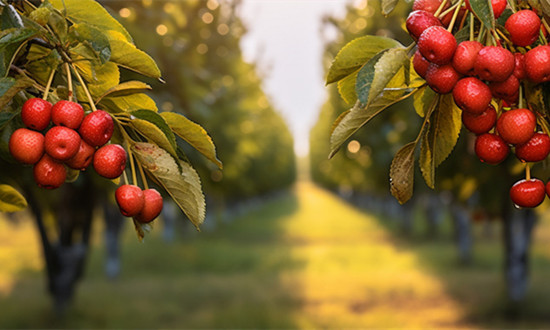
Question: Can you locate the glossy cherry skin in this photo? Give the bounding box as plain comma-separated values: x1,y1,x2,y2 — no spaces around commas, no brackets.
475,133,509,164
452,77,492,115
462,105,497,135
515,133,550,162
21,98,52,131
9,128,45,165
496,109,536,145
510,179,546,208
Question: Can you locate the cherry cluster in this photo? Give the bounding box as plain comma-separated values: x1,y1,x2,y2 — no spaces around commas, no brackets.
406,0,550,208
9,98,162,223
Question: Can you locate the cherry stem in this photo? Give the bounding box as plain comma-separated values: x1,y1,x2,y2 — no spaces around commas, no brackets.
477,25,485,43
458,7,468,30
128,148,138,186
519,84,524,108
138,162,149,190
446,0,463,32
525,163,531,181
70,63,97,111
539,19,549,45
469,13,475,41
434,0,449,17
439,2,459,20
65,62,73,102
122,168,130,186
507,0,516,13
42,68,56,101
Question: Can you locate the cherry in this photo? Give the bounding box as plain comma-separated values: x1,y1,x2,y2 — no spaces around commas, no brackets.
525,45,550,83
51,100,84,129
496,108,536,145
406,10,443,41
452,77,492,114
115,184,145,217
513,53,526,80
452,41,483,75
462,104,497,135
93,144,127,179
134,188,163,223
33,154,66,189
465,0,506,18
515,133,550,162
418,26,457,65
425,63,460,94
21,98,52,131
412,0,452,25
510,179,546,208
79,110,114,147
9,128,45,165
505,10,541,47
413,50,430,78
65,140,95,170
44,126,81,161
489,74,519,101
474,46,515,82
475,133,509,164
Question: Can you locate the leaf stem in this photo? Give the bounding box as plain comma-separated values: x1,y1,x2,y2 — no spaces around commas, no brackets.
42,68,56,101
415,94,440,143
65,62,73,102
69,63,97,111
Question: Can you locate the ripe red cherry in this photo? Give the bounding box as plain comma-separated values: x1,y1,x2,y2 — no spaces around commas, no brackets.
33,154,66,189
9,128,45,165
79,110,114,147
452,77,492,114
474,46,515,82
413,50,430,78
134,188,163,223
515,133,550,162
545,181,550,198
513,53,526,80
462,105,497,135
465,0,506,18
510,179,546,208
44,126,81,161
418,26,457,65
412,0,451,25
21,98,52,131
93,144,127,179
425,63,460,94
505,10,541,47
452,41,483,75
496,108,536,145
525,45,550,83
489,75,519,101
65,140,95,170
51,100,84,129
406,10,443,41
475,133,509,164
115,184,145,217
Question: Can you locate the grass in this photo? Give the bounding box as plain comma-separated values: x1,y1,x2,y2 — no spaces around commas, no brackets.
1,181,550,328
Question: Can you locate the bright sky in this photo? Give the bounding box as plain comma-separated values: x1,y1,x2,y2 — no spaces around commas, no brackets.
239,0,350,157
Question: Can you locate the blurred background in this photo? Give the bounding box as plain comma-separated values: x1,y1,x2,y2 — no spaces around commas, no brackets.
2,0,550,328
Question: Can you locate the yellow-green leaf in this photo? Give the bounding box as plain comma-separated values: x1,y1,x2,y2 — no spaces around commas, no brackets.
72,55,120,100
96,81,152,103
0,184,27,212
382,0,399,16
161,112,222,169
337,71,358,105
413,86,436,117
99,93,158,113
105,30,161,79
0,77,33,110
131,118,177,159
132,142,205,229
390,142,417,204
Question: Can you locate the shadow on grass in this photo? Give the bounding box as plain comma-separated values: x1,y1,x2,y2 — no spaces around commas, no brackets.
0,189,303,329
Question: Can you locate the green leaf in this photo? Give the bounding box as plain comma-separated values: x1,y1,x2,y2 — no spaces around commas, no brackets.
132,142,205,229
0,112,17,130
69,23,111,64
0,28,38,47
29,7,51,26
1,5,24,29
47,7,68,42
337,71,358,105
389,142,417,204
161,112,222,169
413,86,436,117
469,0,495,30
49,0,133,43
99,92,158,113
329,88,414,158
356,47,408,106
0,77,33,110
0,184,27,212
419,94,461,188
131,110,178,159
105,30,161,79
326,35,402,84
25,46,62,85
71,52,120,99
96,81,152,103
381,0,400,16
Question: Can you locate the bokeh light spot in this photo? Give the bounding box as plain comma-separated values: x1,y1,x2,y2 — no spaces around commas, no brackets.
347,140,361,154
156,24,168,36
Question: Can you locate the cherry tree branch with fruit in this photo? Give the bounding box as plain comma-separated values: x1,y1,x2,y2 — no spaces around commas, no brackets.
326,0,550,208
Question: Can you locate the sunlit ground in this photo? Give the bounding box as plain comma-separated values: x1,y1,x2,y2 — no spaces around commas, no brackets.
2,182,550,328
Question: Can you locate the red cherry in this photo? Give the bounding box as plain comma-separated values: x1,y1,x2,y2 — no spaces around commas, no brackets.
462,105,497,135
505,10,541,47
513,53,526,80
515,133,550,162
452,41,483,75
9,128,45,165
452,77,492,114
489,74,519,101
413,0,450,24
406,10,443,41
51,100,84,129
510,179,545,208
525,45,550,83
33,154,67,189
465,0,506,18
44,126,81,161
115,185,145,217
418,26,457,65
545,181,550,198
93,144,127,179
425,63,460,94
413,50,431,78
21,98,52,131
65,140,95,170
79,110,114,147
496,108,536,145
134,189,163,223
475,133,509,164
474,46,515,82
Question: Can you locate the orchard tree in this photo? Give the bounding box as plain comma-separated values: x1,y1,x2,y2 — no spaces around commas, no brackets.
324,0,550,301
0,0,220,312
